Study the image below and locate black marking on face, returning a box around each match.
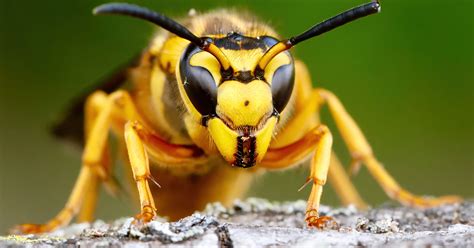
[180,43,218,117]
[233,127,257,168]
[222,70,255,83]
[234,70,253,83]
[213,33,279,51]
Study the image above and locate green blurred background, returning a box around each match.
[0,0,472,233]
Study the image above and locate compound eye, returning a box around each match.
[179,44,218,117]
[270,58,295,113]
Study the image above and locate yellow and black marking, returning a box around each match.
[16,0,462,235]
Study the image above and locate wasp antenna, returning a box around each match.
[93,3,231,70]
[93,3,203,46]
[257,0,381,70]
[289,1,380,46]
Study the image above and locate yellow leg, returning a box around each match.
[13,168,96,234]
[303,126,334,228]
[77,91,108,222]
[262,125,334,227]
[77,176,100,222]
[124,121,157,222]
[83,91,206,222]
[87,91,206,223]
[14,89,208,234]
[316,88,462,207]
[14,91,126,233]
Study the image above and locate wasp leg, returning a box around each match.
[316,88,462,207]
[79,91,206,223]
[14,89,207,234]
[78,91,117,222]
[13,92,123,234]
[124,121,157,222]
[76,92,105,223]
[261,125,336,228]
[270,60,367,209]
[89,91,206,221]
[93,90,207,223]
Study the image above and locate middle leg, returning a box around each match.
[14,91,119,233]
[316,88,462,207]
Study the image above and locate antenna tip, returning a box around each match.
[92,3,131,16]
[92,4,109,15]
[92,7,100,15]
[373,0,382,13]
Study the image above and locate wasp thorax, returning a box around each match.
[216,80,273,128]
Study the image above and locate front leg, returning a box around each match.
[13,90,207,233]
[124,121,157,222]
[261,125,334,228]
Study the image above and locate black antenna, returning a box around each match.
[258,1,381,70]
[93,3,203,46]
[291,1,380,45]
[93,3,231,70]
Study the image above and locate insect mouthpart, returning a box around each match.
[233,126,258,168]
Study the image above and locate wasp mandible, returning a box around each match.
[16,0,461,233]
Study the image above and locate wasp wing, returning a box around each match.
[51,53,142,147]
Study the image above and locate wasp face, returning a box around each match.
[179,34,294,168]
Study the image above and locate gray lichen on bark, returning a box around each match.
[1,198,473,247]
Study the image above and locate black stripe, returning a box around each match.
[213,33,278,51]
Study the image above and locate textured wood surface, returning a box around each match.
[2,198,473,247]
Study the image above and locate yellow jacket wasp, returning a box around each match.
[16,0,461,233]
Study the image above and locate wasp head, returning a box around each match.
[179,33,295,168]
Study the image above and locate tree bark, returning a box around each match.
[1,198,473,247]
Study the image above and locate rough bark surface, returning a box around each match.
[1,198,473,247]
